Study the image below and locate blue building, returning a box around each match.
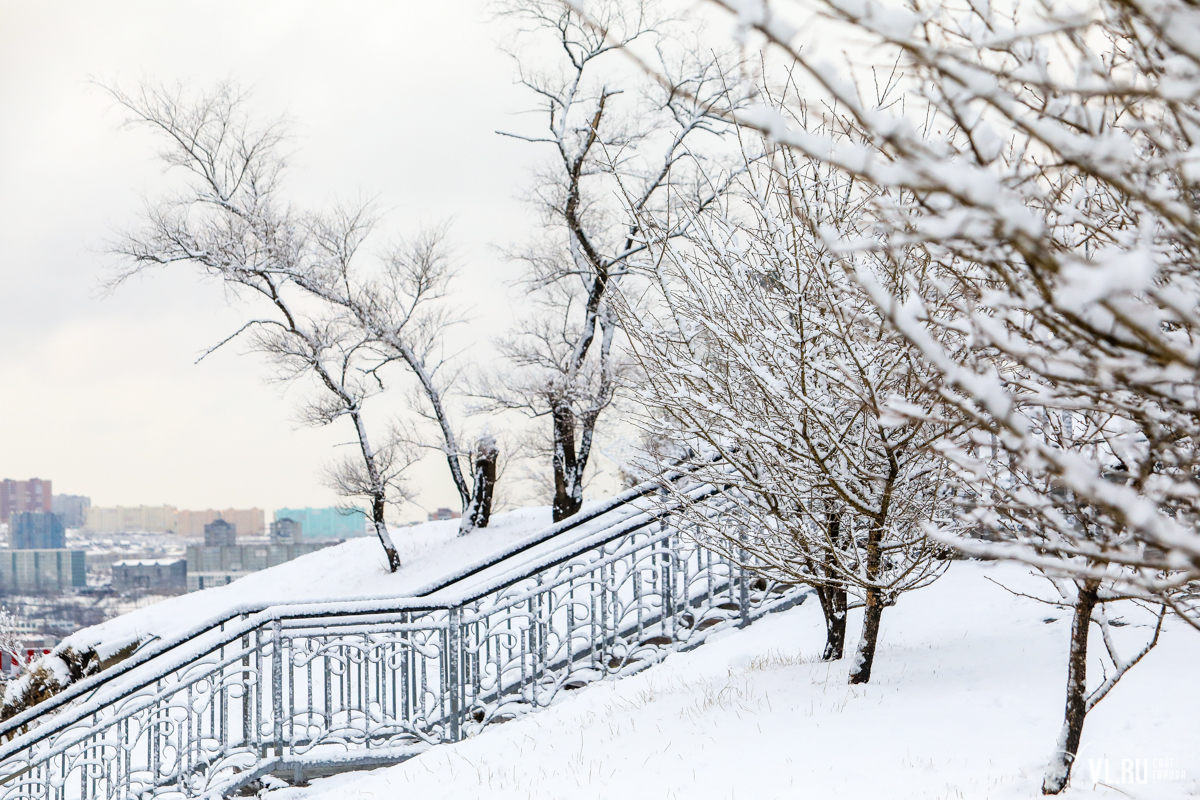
[273,507,366,540]
[11,512,65,549]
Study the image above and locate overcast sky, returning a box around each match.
[0,2,548,520]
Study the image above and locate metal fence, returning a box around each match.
[0,485,805,800]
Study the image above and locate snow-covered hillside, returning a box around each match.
[263,562,1200,800]
[56,506,557,662]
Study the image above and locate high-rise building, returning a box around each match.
[0,479,52,524]
[269,518,301,544]
[50,495,90,528]
[0,549,86,593]
[84,506,178,534]
[273,508,367,540]
[177,509,264,538]
[203,519,237,547]
[11,512,66,549]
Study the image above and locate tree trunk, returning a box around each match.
[460,435,498,534]
[819,509,847,660]
[349,408,401,573]
[371,495,401,572]
[1042,580,1099,795]
[848,504,888,684]
[817,585,847,661]
[848,587,884,684]
[552,405,582,522]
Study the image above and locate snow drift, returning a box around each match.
[261,562,1200,800]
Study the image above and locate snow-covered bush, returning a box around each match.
[0,646,102,736]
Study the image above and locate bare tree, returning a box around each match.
[620,107,957,681]
[107,82,480,569]
[679,0,1200,789]
[295,223,499,534]
[484,0,746,520]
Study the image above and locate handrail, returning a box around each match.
[0,479,720,761]
[0,470,692,741]
[0,471,794,800]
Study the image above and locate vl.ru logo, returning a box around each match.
[1087,757,1186,785]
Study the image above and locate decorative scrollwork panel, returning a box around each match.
[1,501,806,800]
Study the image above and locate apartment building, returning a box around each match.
[176,509,264,538]
[112,558,187,592]
[84,506,178,534]
[11,512,65,549]
[0,549,86,593]
[273,507,366,540]
[269,518,301,544]
[50,494,90,528]
[203,519,237,546]
[186,541,335,591]
[0,478,52,524]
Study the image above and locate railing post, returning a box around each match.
[447,606,461,743]
[738,530,751,628]
[2,482,792,800]
[599,564,609,664]
[661,540,674,637]
[272,619,283,757]
[241,615,251,748]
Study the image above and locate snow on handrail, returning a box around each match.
[0,476,800,800]
[0,475,715,758]
[0,467,704,743]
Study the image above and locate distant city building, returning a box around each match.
[428,508,461,522]
[112,558,187,592]
[273,508,366,540]
[0,479,52,524]
[0,550,86,593]
[50,494,91,528]
[11,512,65,549]
[84,506,178,534]
[203,519,237,547]
[269,518,301,544]
[186,542,336,592]
[177,509,264,538]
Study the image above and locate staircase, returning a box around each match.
[0,477,807,799]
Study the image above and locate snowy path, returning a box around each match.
[262,562,1200,800]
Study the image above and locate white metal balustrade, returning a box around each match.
[0,481,807,799]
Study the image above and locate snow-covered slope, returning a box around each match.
[263,562,1200,800]
[61,506,556,661]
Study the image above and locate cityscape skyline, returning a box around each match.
[0,1,539,522]
[0,483,372,533]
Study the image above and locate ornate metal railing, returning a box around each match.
[0,482,806,800]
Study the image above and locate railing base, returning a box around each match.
[2,487,814,800]
[208,589,812,797]
[210,745,430,798]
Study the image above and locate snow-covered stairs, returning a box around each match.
[0,478,808,800]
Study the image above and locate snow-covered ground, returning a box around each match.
[54,506,559,660]
[264,561,1200,800]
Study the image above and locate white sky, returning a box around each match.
[0,1,549,520]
